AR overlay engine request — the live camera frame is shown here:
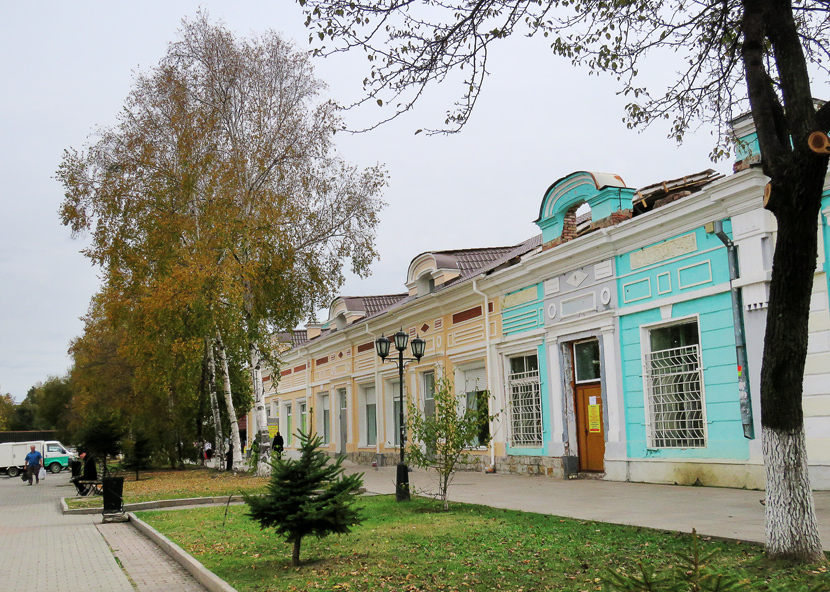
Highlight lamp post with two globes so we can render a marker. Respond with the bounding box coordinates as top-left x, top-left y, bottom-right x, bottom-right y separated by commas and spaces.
375, 329, 425, 501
